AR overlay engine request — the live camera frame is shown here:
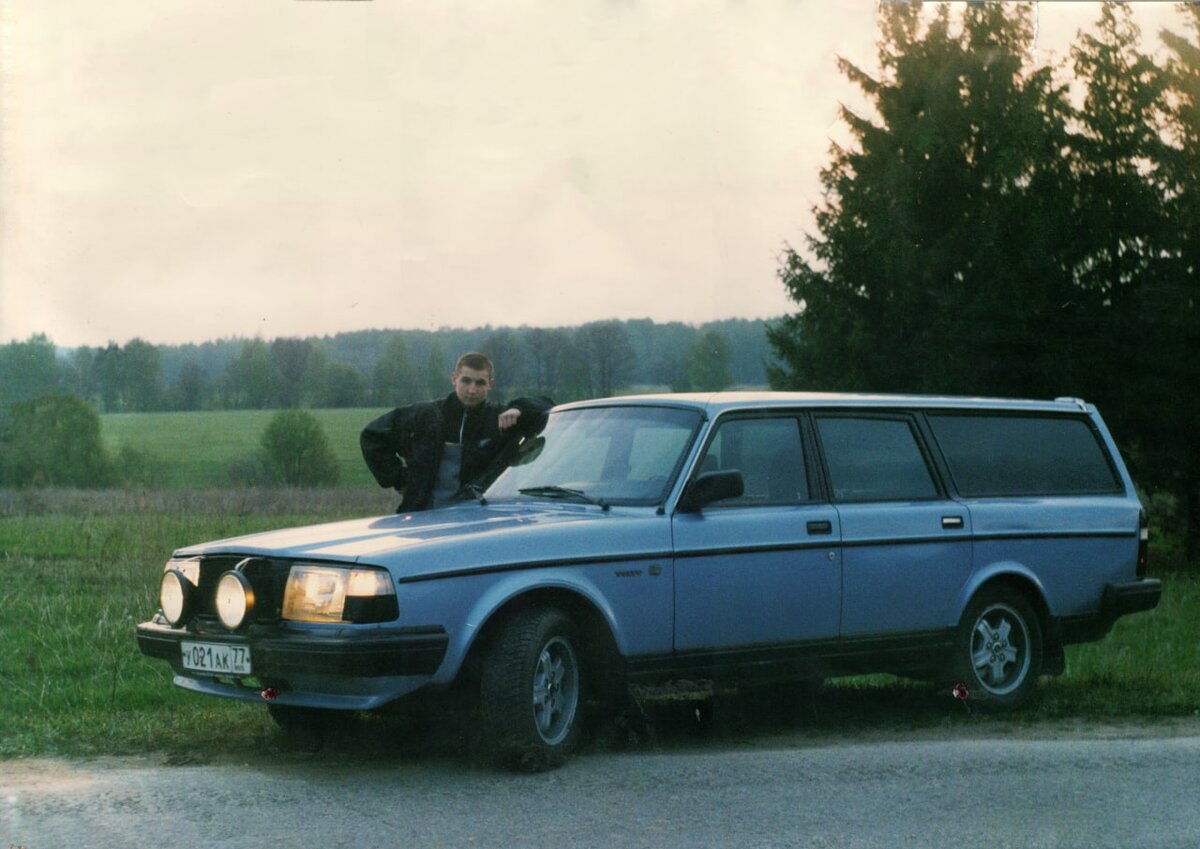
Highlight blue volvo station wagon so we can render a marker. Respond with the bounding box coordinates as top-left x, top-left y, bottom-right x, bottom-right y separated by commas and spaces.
137, 393, 1161, 769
